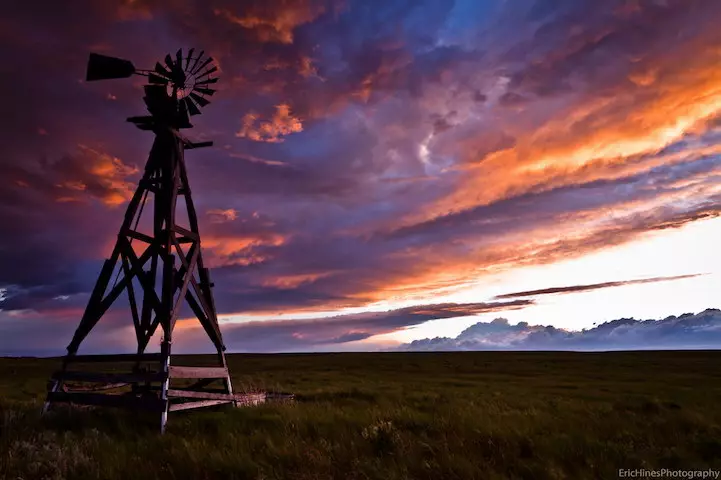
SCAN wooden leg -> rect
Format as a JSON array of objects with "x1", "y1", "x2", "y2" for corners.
[{"x1": 160, "y1": 341, "x2": 171, "y2": 433}]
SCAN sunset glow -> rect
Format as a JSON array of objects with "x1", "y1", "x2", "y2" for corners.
[{"x1": 2, "y1": 0, "x2": 721, "y2": 355}]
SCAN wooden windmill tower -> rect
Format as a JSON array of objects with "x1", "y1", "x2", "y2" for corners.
[{"x1": 43, "y1": 49, "x2": 245, "y2": 432}]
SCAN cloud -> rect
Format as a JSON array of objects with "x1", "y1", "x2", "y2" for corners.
[
  {"x1": 3, "y1": 0, "x2": 721, "y2": 356},
  {"x1": 3, "y1": 144, "x2": 138, "y2": 207},
  {"x1": 213, "y1": 1, "x2": 328, "y2": 44},
  {"x1": 399, "y1": 309, "x2": 721, "y2": 351},
  {"x1": 236, "y1": 104, "x2": 304, "y2": 143},
  {"x1": 0, "y1": 299, "x2": 532, "y2": 356},
  {"x1": 207, "y1": 208, "x2": 239, "y2": 223},
  {"x1": 179, "y1": 299, "x2": 533, "y2": 353},
  {"x1": 493, "y1": 274, "x2": 705, "y2": 300}
]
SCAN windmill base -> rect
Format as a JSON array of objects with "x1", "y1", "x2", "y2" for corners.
[{"x1": 42, "y1": 353, "x2": 293, "y2": 432}]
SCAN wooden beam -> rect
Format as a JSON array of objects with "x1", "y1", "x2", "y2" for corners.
[
  {"x1": 185, "y1": 141, "x2": 213, "y2": 150},
  {"x1": 173, "y1": 225, "x2": 198, "y2": 241},
  {"x1": 46, "y1": 392, "x2": 167, "y2": 412},
  {"x1": 187, "y1": 291, "x2": 224, "y2": 353},
  {"x1": 167, "y1": 389, "x2": 265, "y2": 404},
  {"x1": 124, "y1": 229, "x2": 155, "y2": 244},
  {"x1": 168, "y1": 400, "x2": 233, "y2": 412},
  {"x1": 65, "y1": 353, "x2": 163, "y2": 363},
  {"x1": 52, "y1": 370, "x2": 166, "y2": 384},
  {"x1": 64, "y1": 382, "x2": 129, "y2": 392},
  {"x1": 168, "y1": 366, "x2": 228, "y2": 379},
  {"x1": 96, "y1": 243, "x2": 156, "y2": 320},
  {"x1": 167, "y1": 389, "x2": 235, "y2": 400},
  {"x1": 140, "y1": 251, "x2": 159, "y2": 332},
  {"x1": 170, "y1": 244, "x2": 198, "y2": 332},
  {"x1": 120, "y1": 239, "x2": 163, "y2": 315},
  {"x1": 120, "y1": 253, "x2": 142, "y2": 343}
]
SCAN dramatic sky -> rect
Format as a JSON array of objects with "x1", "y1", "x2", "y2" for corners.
[{"x1": 2, "y1": 0, "x2": 721, "y2": 355}]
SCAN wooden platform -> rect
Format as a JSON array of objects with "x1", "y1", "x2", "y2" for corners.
[{"x1": 44, "y1": 354, "x2": 294, "y2": 425}]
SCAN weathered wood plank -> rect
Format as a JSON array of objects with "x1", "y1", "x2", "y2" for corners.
[
  {"x1": 63, "y1": 382, "x2": 128, "y2": 392},
  {"x1": 168, "y1": 400, "x2": 232, "y2": 412},
  {"x1": 167, "y1": 389, "x2": 234, "y2": 400},
  {"x1": 167, "y1": 389, "x2": 265, "y2": 403},
  {"x1": 124, "y1": 229, "x2": 155, "y2": 244},
  {"x1": 168, "y1": 365, "x2": 228, "y2": 379},
  {"x1": 52, "y1": 370, "x2": 166, "y2": 384},
  {"x1": 65, "y1": 353, "x2": 163, "y2": 363},
  {"x1": 46, "y1": 392, "x2": 167, "y2": 412},
  {"x1": 172, "y1": 225, "x2": 199, "y2": 241}
]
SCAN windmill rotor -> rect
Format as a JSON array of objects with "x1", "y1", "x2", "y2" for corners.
[{"x1": 85, "y1": 48, "x2": 219, "y2": 129}]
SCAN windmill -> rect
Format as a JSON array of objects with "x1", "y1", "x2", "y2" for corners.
[{"x1": 43, "y1": 49, "x2": 245, "y2": 432}]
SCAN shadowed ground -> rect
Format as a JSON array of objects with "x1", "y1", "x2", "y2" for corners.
[{"x1": 1, "y1": 351, "x2": 721, "y2": 479}]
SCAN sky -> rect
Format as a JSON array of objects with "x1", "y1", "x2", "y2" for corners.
[{"x1": 2, "y1": 0, "x2": 721, "y2": 355}]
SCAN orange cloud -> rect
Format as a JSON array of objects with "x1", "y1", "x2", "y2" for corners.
[
  {"x1": 214, "y1": 1, "x2": 326, "y2": 44},
  {"x1": 207, "y1": 208, "x2": 238, "y2": 223},
  {"x1": 260, "y1": 272, "x2": 335, "y2": 289},
  {"x1": 236, "y1": 104, "x2": 303, "y2": 143},
  {"x1": 76, "y1": 145, "x2": 138, "y2": 206},
  {"x1": 116, "y1": 0, "x2": 153, "y2": 21},
  {"x1": 202, "y1": 233, "x2": 286, "y2": 267},
  {"x1": 411, "y1": 35, "x2": 721, "y2": 226}
]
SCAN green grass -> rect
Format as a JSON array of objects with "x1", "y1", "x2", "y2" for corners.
[{"x1": 2, "y1": 351, "x2": 721, "y2": 479}]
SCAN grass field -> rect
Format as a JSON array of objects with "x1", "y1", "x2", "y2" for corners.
[{"x1": 1, "y1": 351, "x2": 721, "y2": 479}]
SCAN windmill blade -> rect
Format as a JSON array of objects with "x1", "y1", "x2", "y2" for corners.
[
  {"x1": 183, "y1": 97, "x2": 202, "y2": 116},
  {"x1": 195, "y1": 77, "x2": 219, "y2": 87},
  {"x1": 188, "y1": 50, "x2": 204, "y2": 74},
  {"x1": 179, "y1": 98, "x2": 189, "y2": 118},
  {"x1": 155, "y1": 62, "x2": 171, "y2": 77},
  {"x1": 185, "y1": 48, "x2": 195, "y2": 71},
  {"x1": 148, "y1": 73, "x2": 169, "y2": 85},
  {"x1": 175, "y1": 49, "x2": 184, "y2": 71},
  {"x1": 164, "y1": 54, "x2": 175, "y2": 71},
  {"x1": 191, "y1": 56, "x2": 214, "y2": 75},
  {"x1": 198, "y1": 66, "x2": 218, "y2": 78},
  {"x1": 193, "y1": 86, "x2": 216, "y2": 96},
  {"x1": 189, "y1": 92, "x2": 211, "y2": 107}
]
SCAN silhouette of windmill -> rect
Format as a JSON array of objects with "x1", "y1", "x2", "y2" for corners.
[{"x1": 43, "y1": 49, "x2": 243, "y2": 432}]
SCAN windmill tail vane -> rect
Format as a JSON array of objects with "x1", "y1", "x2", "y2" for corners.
[{"x1": 42, "y1": 49, "x2": 287, "y2": 432}]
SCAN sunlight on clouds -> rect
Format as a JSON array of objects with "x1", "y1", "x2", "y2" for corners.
[
  {"x1": 413, "y1": 45, "x2": 721, "y2": 225},
  {"x1": 386, "y1": 216, "x2": 721, "y2": 343},
  {"x1": 236, "y1": 104, "x2": 303, "y2": 143}
]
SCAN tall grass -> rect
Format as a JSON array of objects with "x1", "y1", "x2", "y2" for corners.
[{"x1": 1, "y1": 351, "x2": 721, "y2": 479}]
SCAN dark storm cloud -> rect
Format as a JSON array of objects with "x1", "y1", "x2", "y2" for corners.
[
  {"x1": 507, "y1": 0, "x2": 718, "y2": 98},
  {"x1": 2, "y1": 0, "x2": 721, "y2": 357},
  {"x1": 0, "y1": 308, "x2": 137, "y2": 356},
  {"x1": 400, "y1": 309, "x2": 721, "y2": 351},
  {"x1": 493, "y1": 274, "x2": 705, "y2": 300}
]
